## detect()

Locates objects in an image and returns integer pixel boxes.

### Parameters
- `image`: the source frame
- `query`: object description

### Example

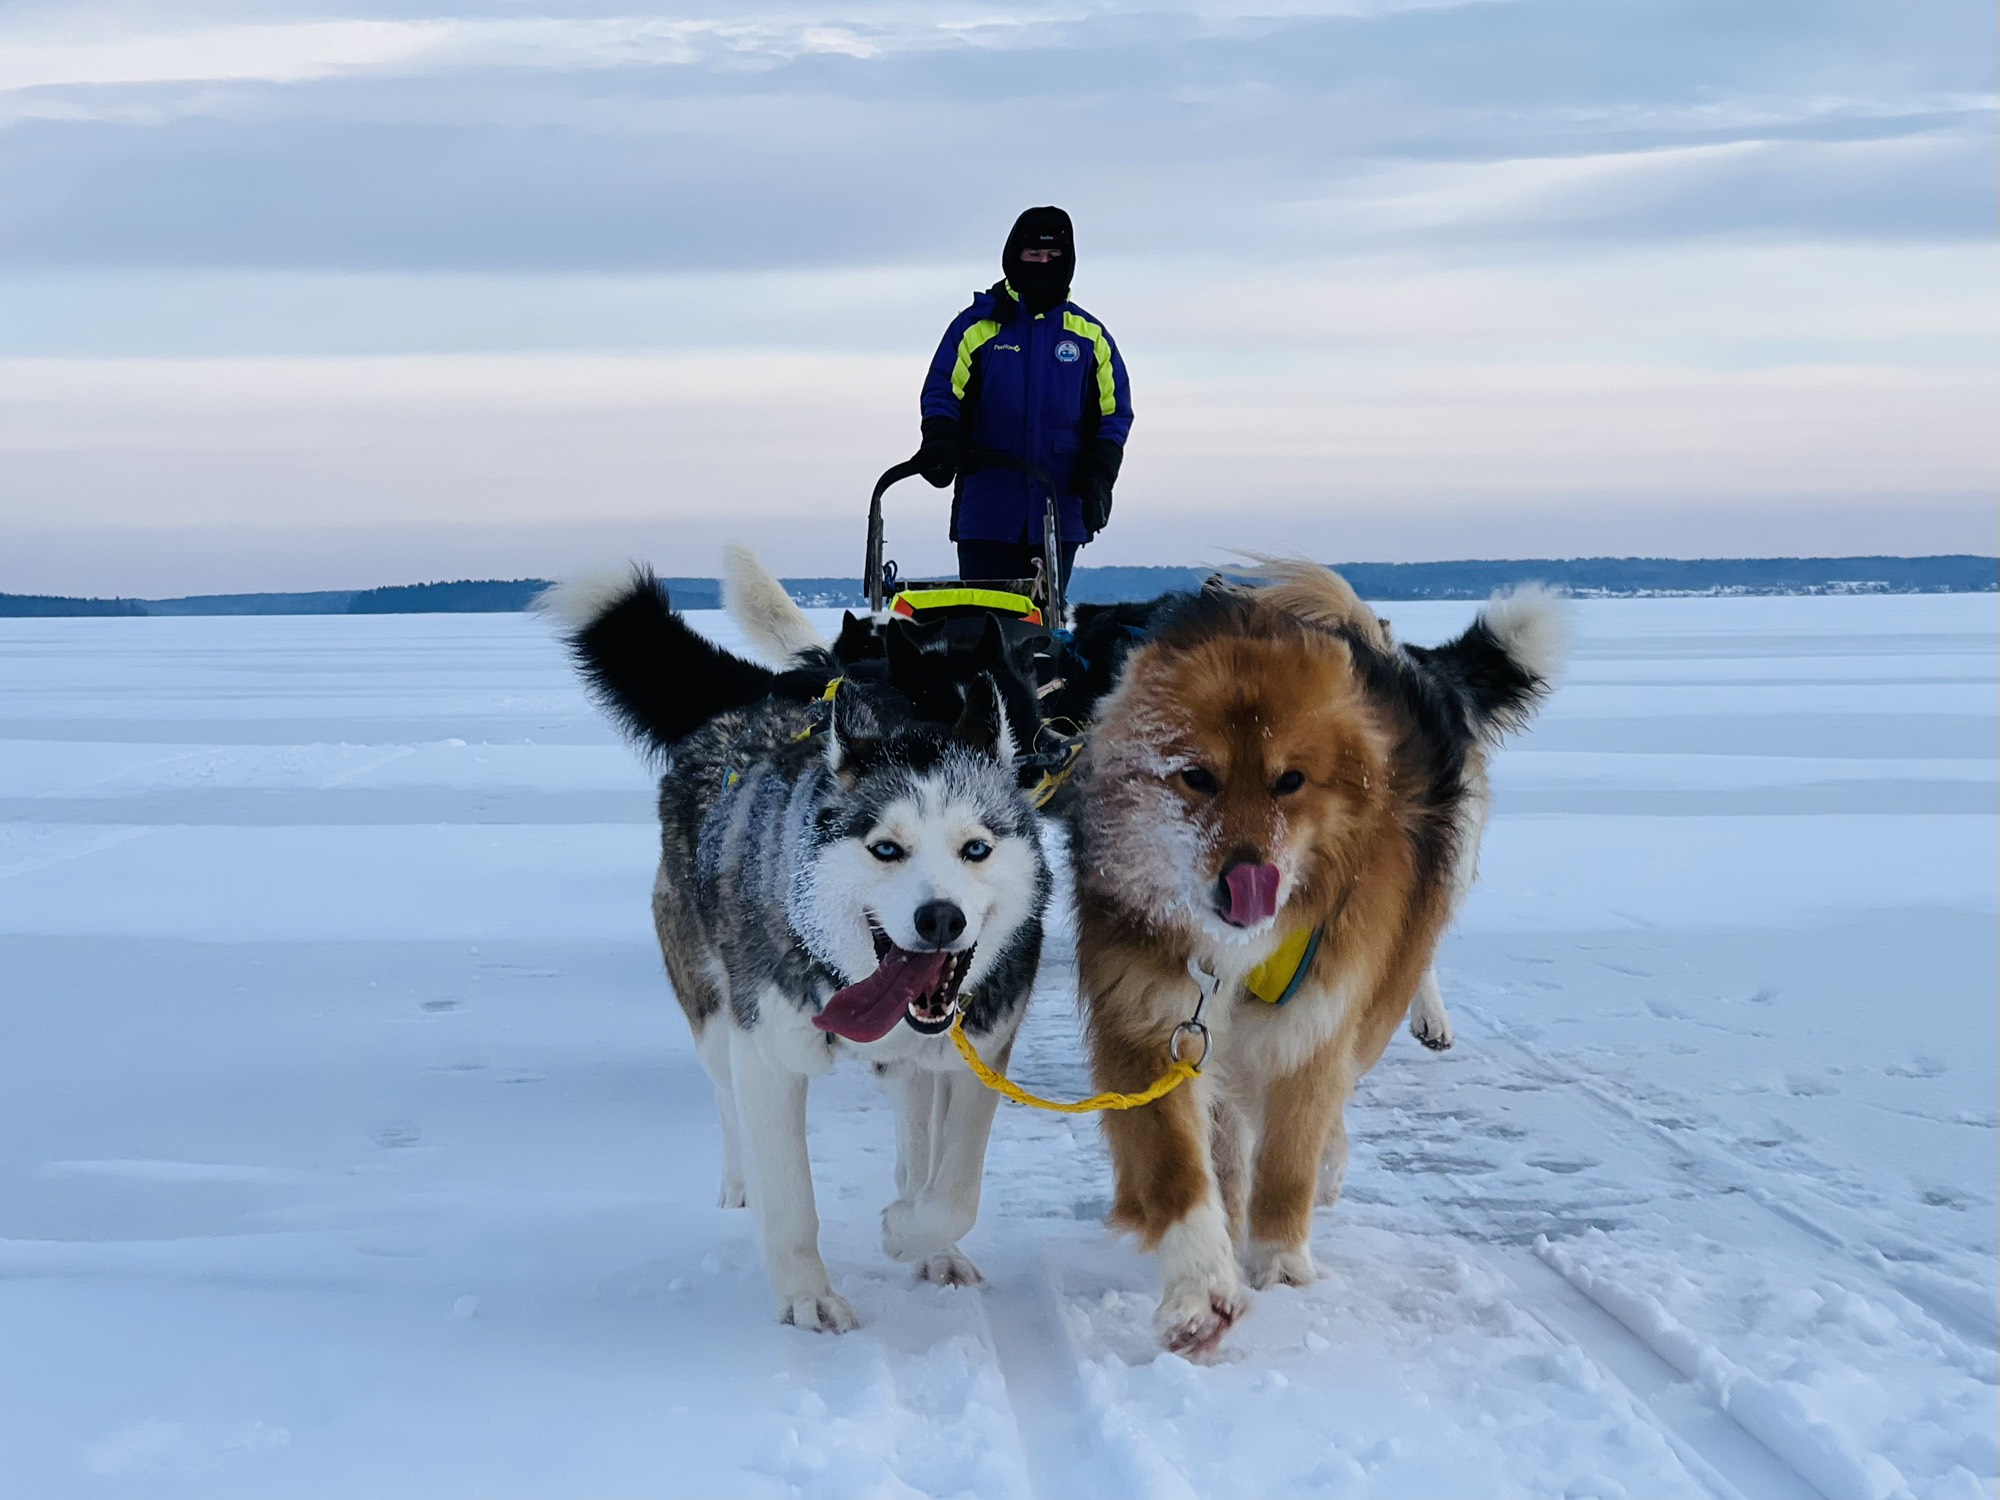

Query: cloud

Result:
[5,240,1991,359]
[1290,130,1997,244]
[0,2,1990,271]
[0,15,1001,96]
[2,338,1988,541]
[0,0,1991,587]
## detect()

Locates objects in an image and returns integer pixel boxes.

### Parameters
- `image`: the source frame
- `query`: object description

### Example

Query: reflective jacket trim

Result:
[951,319,1005,401]
[1062,311,1118,417]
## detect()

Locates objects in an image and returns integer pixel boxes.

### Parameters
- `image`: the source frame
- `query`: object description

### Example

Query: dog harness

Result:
[1241,924,1324,1007]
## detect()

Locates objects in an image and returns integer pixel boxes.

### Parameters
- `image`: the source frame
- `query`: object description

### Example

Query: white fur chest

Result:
[1189,936,1355,1088]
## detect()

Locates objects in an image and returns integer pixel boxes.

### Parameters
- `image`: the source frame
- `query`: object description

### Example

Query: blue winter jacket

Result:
[920,282,1134,545]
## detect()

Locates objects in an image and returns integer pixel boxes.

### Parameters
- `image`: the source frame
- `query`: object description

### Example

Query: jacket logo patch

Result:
[1054,340,1082,363]
[993,343,1022,352]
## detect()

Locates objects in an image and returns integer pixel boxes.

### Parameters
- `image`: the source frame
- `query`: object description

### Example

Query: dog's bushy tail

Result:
[1423,585,1571,743]
[1240,555,1393,652]
[722,543,828,665]
[538,567,778,758]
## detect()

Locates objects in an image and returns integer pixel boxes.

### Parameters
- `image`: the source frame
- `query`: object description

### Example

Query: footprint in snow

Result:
[1885,1055,1946,1079]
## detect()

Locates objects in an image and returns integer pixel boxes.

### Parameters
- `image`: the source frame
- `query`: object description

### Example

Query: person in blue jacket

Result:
[917,206,1133,591]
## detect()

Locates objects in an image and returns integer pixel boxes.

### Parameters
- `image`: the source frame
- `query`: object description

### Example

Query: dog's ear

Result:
[835,610,883,660]
[825,681,884,776]
[971,612,1020,679]
[884,618,923,678]
[952,673,1018,765]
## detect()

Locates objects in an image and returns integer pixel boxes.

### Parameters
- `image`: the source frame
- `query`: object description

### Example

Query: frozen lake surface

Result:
[1,594,1994,1499]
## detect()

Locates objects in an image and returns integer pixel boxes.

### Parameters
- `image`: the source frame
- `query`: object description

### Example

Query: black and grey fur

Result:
[545,566,1050,1331]
[1375,584,1568,1053]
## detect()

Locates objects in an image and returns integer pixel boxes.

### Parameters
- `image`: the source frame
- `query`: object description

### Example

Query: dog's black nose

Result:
[913,900,967,949]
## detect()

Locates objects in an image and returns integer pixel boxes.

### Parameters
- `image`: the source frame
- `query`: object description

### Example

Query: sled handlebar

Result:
[865,448,1066,623]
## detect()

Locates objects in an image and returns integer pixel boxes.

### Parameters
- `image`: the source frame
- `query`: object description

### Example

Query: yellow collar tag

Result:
[1243,924,1323,1006]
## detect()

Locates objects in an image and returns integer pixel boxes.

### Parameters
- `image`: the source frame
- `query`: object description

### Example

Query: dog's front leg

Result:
[890,1068,937,1203]
[1246,1041,1349,1290]
[695,1021,747,1208]
[728,1027,857,1333]
[883,1065,999,1286]
[1100,1043,1246,1358]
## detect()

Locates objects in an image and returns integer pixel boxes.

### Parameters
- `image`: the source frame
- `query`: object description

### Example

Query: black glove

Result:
[918,415,959,489]
[1079,438,1123,534]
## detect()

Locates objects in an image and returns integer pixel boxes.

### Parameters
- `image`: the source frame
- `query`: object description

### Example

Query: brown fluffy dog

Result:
[1070,565,1566,1356]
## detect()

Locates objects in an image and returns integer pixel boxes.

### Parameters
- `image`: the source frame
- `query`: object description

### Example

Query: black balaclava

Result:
[1002,206,1074,314]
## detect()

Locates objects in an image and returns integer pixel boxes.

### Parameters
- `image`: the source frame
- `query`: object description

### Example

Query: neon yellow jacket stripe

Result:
[950,319,1004,401]
[1062,311,1119,417]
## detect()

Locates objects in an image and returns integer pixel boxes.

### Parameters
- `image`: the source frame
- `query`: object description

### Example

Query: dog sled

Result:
[863,450,1085,807]
[864,446,1068,624]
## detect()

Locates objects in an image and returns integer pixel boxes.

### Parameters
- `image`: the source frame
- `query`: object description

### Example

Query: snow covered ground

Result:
[1,594,1993,1500]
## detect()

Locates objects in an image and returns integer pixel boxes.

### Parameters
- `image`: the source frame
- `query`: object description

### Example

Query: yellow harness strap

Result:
[789,677,845,742]
[948,1012,1199,1114]
[1026,738,1084,810]
[1243,924,1323,1006]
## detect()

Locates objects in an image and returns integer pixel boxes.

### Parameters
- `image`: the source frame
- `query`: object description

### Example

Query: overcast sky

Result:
[1,0,1994,594]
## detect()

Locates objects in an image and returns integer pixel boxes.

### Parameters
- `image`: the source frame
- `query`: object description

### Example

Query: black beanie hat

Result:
[1002,206,1074,313]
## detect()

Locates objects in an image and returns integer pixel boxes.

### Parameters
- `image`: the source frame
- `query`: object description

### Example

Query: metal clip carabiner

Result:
[1171,955,1219,1071]
[1168,1018,1211,1070]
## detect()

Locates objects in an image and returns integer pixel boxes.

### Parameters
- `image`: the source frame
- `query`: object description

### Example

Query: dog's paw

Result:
[1243,1241,1318,1290]
[1409,1004,1454,1051]
[779,1289,859,1334]
[914,1249,984,1287]
[717,1177,747,1209]
[1155,1276,1250,1360]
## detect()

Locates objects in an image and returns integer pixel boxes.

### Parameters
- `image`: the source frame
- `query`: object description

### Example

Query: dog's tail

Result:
[1241,556,1394,652]
[722,543,828,666]
[538,566,779,758]
[1424,584,1571,743]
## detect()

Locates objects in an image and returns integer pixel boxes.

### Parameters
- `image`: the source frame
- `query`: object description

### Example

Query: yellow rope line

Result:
[948,1012,1199,1113]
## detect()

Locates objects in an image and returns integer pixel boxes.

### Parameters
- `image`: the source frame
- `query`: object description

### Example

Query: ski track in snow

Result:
[0,598,1994,1499]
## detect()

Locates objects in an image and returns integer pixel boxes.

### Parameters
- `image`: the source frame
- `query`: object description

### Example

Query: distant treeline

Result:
[0,593,147,617]
[347,579,553,614]
[1069,555,2000,604]
[5,556,1994,617]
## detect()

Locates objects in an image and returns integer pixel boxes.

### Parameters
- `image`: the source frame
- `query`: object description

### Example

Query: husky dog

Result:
[546,565,1050,1332]
[724,559,1476,1054]
[1069,564,1566,1356]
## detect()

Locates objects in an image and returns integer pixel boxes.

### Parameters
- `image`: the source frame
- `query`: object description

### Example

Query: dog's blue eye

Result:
[1179,766,1220,795]
[868,840,905,862]
[1273,769,1305,795]
[961,839,992,862]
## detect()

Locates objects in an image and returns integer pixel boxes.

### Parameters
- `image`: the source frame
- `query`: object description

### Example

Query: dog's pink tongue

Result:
[813,946,952,1043]
[1222,862,1282,927]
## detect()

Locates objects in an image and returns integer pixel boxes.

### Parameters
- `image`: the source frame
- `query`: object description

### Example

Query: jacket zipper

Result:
[1023,302,1043,544]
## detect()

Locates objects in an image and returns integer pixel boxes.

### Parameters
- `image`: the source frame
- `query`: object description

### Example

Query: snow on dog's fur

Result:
[1069,564,1566,1357]
[546,563,1048,1331]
